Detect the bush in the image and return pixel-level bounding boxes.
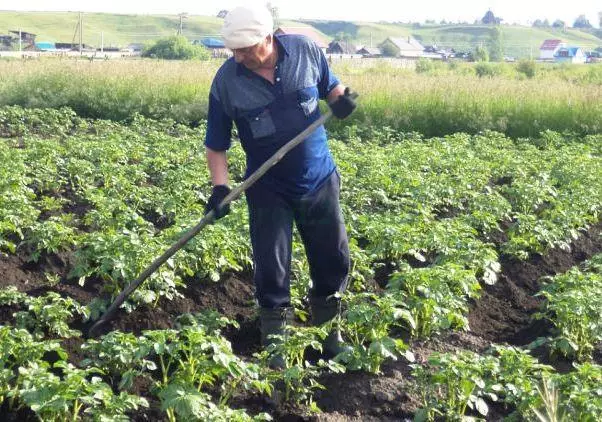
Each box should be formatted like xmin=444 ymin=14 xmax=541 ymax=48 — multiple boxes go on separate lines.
xmin=474 ymin=45 xmax=489 ymax=62
xmin=381 ymin=43 xmax=398 ymax=57
xmin=415 ymin=58 xmax=444 ymax=74
xmin=142 ymin=36 xmax=210 ymax=60
xmin=474 ymin=62 xmax=502 ymax=78
xmin=517 ymin=59 xmax=537 ymax=78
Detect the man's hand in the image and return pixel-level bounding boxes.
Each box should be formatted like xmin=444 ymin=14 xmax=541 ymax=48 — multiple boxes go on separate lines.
xmin=204 ymin=185 xmax=231 ymax=219
xmin=329 ymin=87 xmax=357 ymax=119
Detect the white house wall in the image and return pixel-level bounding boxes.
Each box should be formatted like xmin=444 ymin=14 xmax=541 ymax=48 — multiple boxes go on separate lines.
xmin=540 ymin=50 xmax=557 ymax=60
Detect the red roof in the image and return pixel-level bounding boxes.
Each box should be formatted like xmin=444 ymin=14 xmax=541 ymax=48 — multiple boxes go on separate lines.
xmin=274 ymin=26 xmax=328 ymax=49
xmin=540 ymin=39 xmax=563 ymax=50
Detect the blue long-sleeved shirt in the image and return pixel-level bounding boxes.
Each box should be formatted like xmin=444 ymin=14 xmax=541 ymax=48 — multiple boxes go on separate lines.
xmin=205 ymin=34 xmax=340 ymax=196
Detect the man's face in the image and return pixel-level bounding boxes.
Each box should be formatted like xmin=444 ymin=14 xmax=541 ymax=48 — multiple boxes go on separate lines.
xmin=232 ymin=36 xmax=272 ymax=70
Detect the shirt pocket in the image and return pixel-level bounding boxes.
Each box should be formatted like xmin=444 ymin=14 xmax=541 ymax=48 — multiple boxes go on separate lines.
xmin=245 ymin=107 xmax=276 ymax=140
xmin=297 ymin=86 xmax=319 ymax=117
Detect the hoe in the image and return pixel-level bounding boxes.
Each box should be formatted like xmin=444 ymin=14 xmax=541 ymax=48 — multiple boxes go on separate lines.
xmin=88 ymin=93 xmax=357 ymax=337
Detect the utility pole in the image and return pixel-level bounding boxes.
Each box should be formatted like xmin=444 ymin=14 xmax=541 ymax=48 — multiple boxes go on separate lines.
xmin=79 ymin=12 xmax=83 ymax=54
xmin=527 ymin=21 xmax=533 ymax=60
xmin=178 ymin=13 xmax=188 ymax=36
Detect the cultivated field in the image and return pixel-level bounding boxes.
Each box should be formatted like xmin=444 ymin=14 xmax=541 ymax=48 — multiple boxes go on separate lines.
xmin=0 ymin=58 xmax=601 ymax=421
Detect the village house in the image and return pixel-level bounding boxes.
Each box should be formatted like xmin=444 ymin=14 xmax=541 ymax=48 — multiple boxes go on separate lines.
xmin=0 ymin=34 xmax=16 ymax=50
xmin=379 ymin=36 xmax=424 ymax=58
xmin=9 ymin=30 xmax=36 ymax=45
xmin=356 ymin=46 xmax=381 ymax=57
xmin=554 ymin=46 xmax=587 ymax=64
xmin=539 ymin=39 xmax=565 ymax=60
xmin=327 ymin=40 xmax=356 ymax=55
xmin=195 ymin=37 xmax=229 ymax=58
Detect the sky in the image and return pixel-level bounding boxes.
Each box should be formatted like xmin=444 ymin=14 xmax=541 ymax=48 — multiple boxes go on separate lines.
xmin=5 ymin=0 xmax=601 ymax=27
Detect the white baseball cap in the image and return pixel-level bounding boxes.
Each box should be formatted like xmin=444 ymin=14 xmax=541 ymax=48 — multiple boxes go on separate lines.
xmin=222 ymin=5 xmax=274 ymax=49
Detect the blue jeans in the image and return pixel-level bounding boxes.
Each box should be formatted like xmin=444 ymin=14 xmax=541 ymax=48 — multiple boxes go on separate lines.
xmin=246 ymin=170 xmax=350 ymax=308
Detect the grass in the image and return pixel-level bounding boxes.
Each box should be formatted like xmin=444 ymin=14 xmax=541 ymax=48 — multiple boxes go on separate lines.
xmin=0 ymin=58 xmax=600 ymax=137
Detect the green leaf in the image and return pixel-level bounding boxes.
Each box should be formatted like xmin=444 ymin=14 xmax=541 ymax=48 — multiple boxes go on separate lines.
xmin=159 ymin=383 xmax=210 ymax=419
xmin=475 ymin=397 xmax=489 ymax=416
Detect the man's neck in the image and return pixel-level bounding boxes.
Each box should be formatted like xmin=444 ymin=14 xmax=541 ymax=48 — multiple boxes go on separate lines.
xmin=259 ymin=44 xmax=278 ymax=70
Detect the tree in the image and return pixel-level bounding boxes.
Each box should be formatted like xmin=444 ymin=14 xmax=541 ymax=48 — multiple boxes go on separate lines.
xmin=334 ymin=32 xmax=353 ymax=42
xmin=380 ymin=42 xmax=398 ymax=57
xmin=598 ymin=11 xmax=602 ymax=28
xmin=532 ymin=19 xmax=544 ymax=27
xmin=488 ymin=26 xmax=503 ymax=62
xmin=552 ymin=19 xmax=566 ymax=29
xmin=533 ymin=19 xmax=550 ymax=28
xmin=482 ymin=9 xmax=502 ymax=25
xmin=142 ymin=36 xmax=210 ymax=60
xmin=573 ymin=14 xmax=592 ymax=29
xmin=474 ymin=44 xmax=489 ymax=62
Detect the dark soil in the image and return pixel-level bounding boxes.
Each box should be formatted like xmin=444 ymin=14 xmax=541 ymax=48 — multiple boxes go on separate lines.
xmin=312 ymin=221 xmax=602 ymax=421
xmin=0 ymin=221 xmax=601 ymax=421
xmin=469 ymin=221 xmax=602 ymax=347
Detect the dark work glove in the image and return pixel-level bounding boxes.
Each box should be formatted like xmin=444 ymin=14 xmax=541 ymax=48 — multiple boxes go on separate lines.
xmin=204 ymin=185 xmax=231 ymax=220
xmin=329 ymin=87 xmax=357 ymax=119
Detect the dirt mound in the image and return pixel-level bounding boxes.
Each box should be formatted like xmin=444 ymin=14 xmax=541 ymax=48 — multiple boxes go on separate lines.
xmin=469 ymin=222 xmax=602 ymax=346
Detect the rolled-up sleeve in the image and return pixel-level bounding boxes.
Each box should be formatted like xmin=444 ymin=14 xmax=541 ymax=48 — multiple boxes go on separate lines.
xmin=205 ymin=92 xmax=233 ymax=151
xmin=317 ymin=47 xmax=340 ymax=100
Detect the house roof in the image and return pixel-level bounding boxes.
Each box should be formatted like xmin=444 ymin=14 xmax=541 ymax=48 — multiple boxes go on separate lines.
xmin=357 ymin=46 xmax=381 ymax=55
xmin=200 ymin=38 xmax=225 ymax=48
xmin=328 ymin=40 xmax=356 ymax=54
xmin=10 ymin=30 xmax=36 ymax=36
xmin=386 ymin=37 xmax=423 ymax=51
xmin=555 ymin=47 xmax=583 ymax=57
xmin=274 ymin=26 xmax=328 ymax=49
xmin=35 ymin=42 xmax=55 ymax=50
xmin=540 ymin=39 xmax=563 ymax=50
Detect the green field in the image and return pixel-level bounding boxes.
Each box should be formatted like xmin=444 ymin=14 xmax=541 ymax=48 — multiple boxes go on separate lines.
xmin=0 ymin=104 xmax=600 ymax=420
xmin=0 ymin=40 xmax=601 ymax=420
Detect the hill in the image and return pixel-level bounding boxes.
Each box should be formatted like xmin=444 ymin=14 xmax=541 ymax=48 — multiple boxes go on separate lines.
xmin=0 ymin=11 xmax=225 ymax=48
xmin=0 ymin=11 xmax=323 ymax=49
xmin=1 ymin=11 xmax=600 ymax=58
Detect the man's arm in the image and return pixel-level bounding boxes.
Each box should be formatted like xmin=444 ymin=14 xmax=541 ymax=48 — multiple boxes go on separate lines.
xmin=204 ymin=89 xmax=233 ymax=219
xmin=206 ymin=147 xmax=229 ymax=186
xmin=327 ymin=84 xmax=346 ymax=105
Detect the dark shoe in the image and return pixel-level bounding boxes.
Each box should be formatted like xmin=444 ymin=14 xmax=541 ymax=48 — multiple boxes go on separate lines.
xmin=309 ymin=295 xmax=351 ymax=357
xmin=259 ymin=307 xmax=291 ymax=369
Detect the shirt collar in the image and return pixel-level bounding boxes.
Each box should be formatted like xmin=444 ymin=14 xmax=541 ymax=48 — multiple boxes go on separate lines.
xmin=235 ymin=34 xmax=288 ymax=76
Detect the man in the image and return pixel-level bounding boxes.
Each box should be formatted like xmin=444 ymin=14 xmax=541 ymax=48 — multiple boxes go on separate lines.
xmin=204 ymin=4 xmax=356 ymax=367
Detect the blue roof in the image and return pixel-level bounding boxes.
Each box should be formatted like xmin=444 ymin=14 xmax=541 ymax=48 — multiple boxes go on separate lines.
xmin=200 ymin=38 xmax=225 ymax=48
xmin=35 ymin=42 xmax=56 ymax=50
xmin=555 ymin=46 xmax=582 ymax=57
